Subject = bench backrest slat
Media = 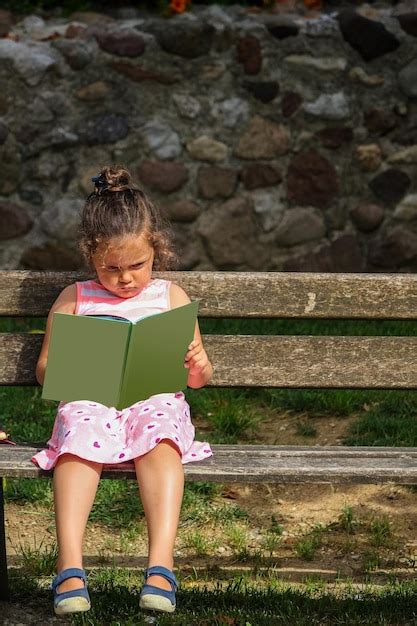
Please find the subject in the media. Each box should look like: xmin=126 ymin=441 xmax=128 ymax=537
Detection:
xmin=1 ymin=271 xmax=416 ymax=319
xmin=2 ymin=334 xmax=416 ymax=388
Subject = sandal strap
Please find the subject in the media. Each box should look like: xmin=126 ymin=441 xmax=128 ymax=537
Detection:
xmin=144 ymin=565 xmax=178 ymax=591
xmin=51 ymin=567 xmax=87 ymax=591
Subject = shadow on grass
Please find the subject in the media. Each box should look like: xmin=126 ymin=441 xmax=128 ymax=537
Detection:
xmin=6 ymin=566 xmax=417 ymax=626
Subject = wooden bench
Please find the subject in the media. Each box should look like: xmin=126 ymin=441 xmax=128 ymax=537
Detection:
xmin=1 ymin=269 xmax=416 ymax=601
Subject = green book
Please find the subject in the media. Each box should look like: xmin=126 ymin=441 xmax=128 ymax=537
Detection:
xmin=42 ymin=301 xmax=199 ymax=410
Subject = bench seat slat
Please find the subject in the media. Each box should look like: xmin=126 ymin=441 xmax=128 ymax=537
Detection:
xmin=2 ymin=334 xmax=417 ymax=388
xmin=1 ymin=271 xmax=416 ymax=319
xmin=1 ymin=446 xmax=416 ymax=484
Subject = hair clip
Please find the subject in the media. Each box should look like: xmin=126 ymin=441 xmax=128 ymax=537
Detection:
xmin=91 ymin=174 xmax=109 ymax=193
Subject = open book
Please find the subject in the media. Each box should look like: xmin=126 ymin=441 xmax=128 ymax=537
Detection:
xmin=42 ymin=301 xmax=199 ymax=410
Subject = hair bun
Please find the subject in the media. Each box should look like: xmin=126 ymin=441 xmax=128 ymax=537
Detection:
xmin=100 ymin=165 xmax=132 ymax=192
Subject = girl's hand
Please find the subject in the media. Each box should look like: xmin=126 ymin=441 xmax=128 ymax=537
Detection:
xmin=184 ymin=339 xmax=210 ymax=376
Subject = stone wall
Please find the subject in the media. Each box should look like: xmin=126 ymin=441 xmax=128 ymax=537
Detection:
xmin=1 ymin=3 xmax=417 ymax=272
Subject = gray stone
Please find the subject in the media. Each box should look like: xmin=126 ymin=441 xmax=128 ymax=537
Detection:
xmin=0 ymin=201 xmax=33 ymax=240
xmin=197 ymin=166 xmax=237 ymax=199
xmin=349 ymin=66 xmax=385 ymax=87
xmin=303 ymin=93 xmax=350 ymax=121
xmin=39 ymin=197 xmax=84 ymax=240
xmin=349 ymin=203 xmax=385 ymax=232
xmin=23 ymin=127 xmax=79 ymax=158
xmin=388 ymin=145 xmax=417 ymax=163
xmin=197 ymin=196 xmax=267 ymax=269
xmin=0 ymin=40 xmax=59 ymax=86
xmin=305 ymin=15 xmax=339 ymax=37
xmin=41 ymin=91 xmax=70 ymax=118
xmin=28 ymin=97 xmax=54 ymax=123
xmin=368 ymin=225 xmax=417 ymax=268
xmin=172 ymin=94 xmax=201 ymax=119
xmin=0 ymin=141 xmax=21 ymax=195
xmin=148 ymin=20 xmax=215 ymax=58
xmin=80 ymin=113 xmax=129 ymax=145
xmin=234 ymin=115 xmax=290 ymax=160
xmin=186 ymin=135 xmax=228 ymax=162
xmin=251 ymin=189 xmax=285 ymax=232
xmin=19 ymin=188 xmax=43 ymax=206
xmin=201 ymin=5 xmax=234 ymax=26
xmin=275 ymin=207 xmax=326 ymax=246
xmin=20 ymin=15 xmax=45 ymax=33
xmin=211 ymin=97 xmax=250 ymax=128
xmin=51 ymin=39 xmax=94 ymax=70
xmin=142 ymin=119 xmax=182 ymax=160
xmin=398 ymin=57 xmax=417 ymax=97
xmin=393 ymin=194 xmax=417 ymax=220
xmin=30 ymin=151 xmax=72 ymax=183
xmin=94 ymin=26 xmax=146 ymax=57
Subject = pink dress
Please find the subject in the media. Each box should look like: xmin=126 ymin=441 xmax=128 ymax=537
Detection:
xmin=31 ymin=278 xmax=213 ymax=470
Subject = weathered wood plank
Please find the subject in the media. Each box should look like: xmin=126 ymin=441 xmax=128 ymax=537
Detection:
xmin=1 ymin=333 xmax=417 ymax=388
xmin=1 ymin=271 xmax=416 ymax=319
xmin=0 ymin=478 xmax=9 ymax=601
xmin=1 ymin=446 xmax=416 ymax=484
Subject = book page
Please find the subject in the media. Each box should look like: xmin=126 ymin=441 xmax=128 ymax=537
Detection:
xmin=42 ymin=313 xmax=132 ymax=408
xmin=118 ymin=301 xmax=199 ymax=410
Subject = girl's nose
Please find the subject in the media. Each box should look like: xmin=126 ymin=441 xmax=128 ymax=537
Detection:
xmin=119 ymin=271 xmax=133 ymax=283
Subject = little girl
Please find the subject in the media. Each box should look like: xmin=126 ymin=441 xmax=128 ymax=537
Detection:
xmin=31 ymin=165 xmax=213 ymax=616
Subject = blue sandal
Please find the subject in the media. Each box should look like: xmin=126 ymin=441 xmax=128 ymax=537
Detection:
xmin=51 ymin=567 xmax=91 ymax=615
xmin=139 ymin=565 xmax=178 ymax=613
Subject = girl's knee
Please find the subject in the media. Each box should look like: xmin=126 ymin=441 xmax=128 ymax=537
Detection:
xmin=135 ymin=438 xmax=182 ymax=462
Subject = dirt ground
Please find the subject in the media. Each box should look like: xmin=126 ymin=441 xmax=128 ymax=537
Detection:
xmin=5 ymin=410 xmax=416 ymax=583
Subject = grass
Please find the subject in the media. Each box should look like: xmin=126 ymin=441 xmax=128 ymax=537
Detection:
xmin=12 ymin=535 xmax=58 ymax=576
xmin=369 ymin=516 xmax=393 ymax=548
xmin=294 ymin=524 xmax=327 ymax=561
xmin=7 ymin=568 xmax=417 ymax=625
xmin=337 ymin=505 xmax=359 ymax=535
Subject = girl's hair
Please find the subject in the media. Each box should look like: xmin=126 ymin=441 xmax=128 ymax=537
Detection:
xmin=78 ymin=165 xmax=178 ymax=271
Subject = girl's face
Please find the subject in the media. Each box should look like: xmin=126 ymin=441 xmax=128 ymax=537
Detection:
xmin=92 ymin=233 xmax=155 ymax=298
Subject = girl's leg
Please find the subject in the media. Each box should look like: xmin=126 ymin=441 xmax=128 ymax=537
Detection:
xmin=134 ymin=440 xmax=184 ymax=591
xmin=53 ymin=453 xmax=103 ymax=593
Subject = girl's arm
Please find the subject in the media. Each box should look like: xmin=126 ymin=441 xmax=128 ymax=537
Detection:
xmin=35 ymin=284 xmax=77 ymax=386
xmin=169 ymin=283 xmax=213 ymax=389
